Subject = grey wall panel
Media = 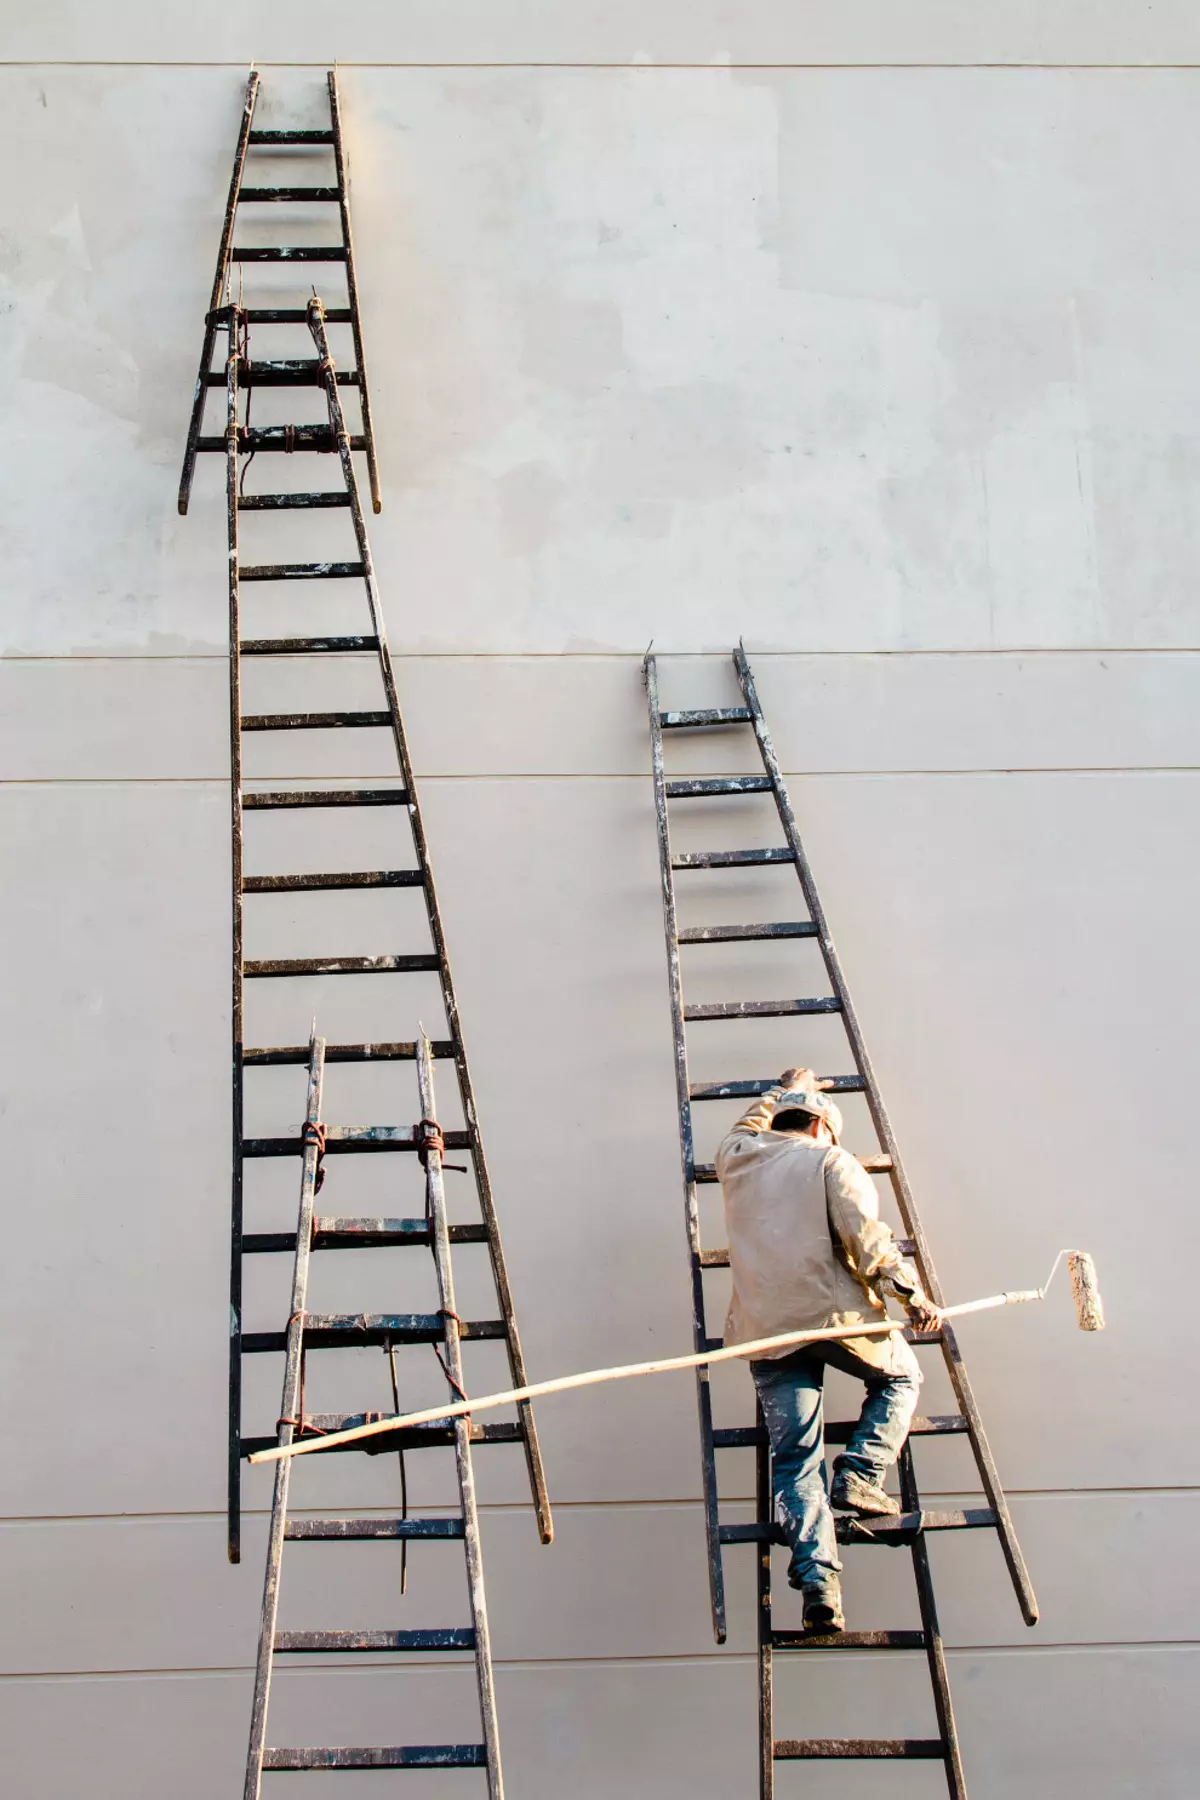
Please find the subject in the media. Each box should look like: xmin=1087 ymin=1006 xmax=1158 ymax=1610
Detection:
xmin=7 ymin=2 xmax=1200 ymax=69
xmin=7 ymin=67 xmax=1200 ymax=653
xmin=7 ymin=652 xmax=1200 ymax=781
xmin=1 ymin=1648 xmax=1194 ymax=1799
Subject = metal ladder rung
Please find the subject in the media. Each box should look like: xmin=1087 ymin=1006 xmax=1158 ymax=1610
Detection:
xmin=720 ymin=1508 xmax=996 ymax=1545
xmin=241 ymin=711 xmax=390 ymax=731
xmin=243 ymin=788 xmax=408 ymax=809
xmin=243 ymin=871 xmax=423 ymax=894
xmin=712 ymin=1416 xmax=967 ymax=1449
xmin=243 ymin=1219 xmax=489 ymax=1253
xmin=672 ymin=848 xmax=794 ymax=870
xmin=264 ymin=1747 xmax=486 ymax=1770
xmin=684 ymin=997 xmax=841 ymax=1021
xmin=239 ymin=186 xmax=342 ymax=202
xmin=231 ymin=245 xmax=348 ymax=262
xmin=678 ymin=922 xmax=817 ymax=943
xmin=660 ymin=707 xmax=753 ymax=728
xmin=237 ymin=493 xmax=351 ymax=511
xmin=240 ymin=635 xmax=377 ymax=653
xmin=197 ymin=428 xmax=364 ymax=452
xmin=274 ymin=1629 xmax=476 ymax=1654
xmin=775 ymin=1740 xmax=945 ymax=1761
xmin=205 ymin=365 xmax=358 ymax=387
xmin=240 ymin=1421 xmax=524 ymax=1458
xmin=243 ymin=1035 xmax=450 ymax=1063
xmin=665 ymin=776 xmax=773 ymax=797
xmin=243 ymin=306 xmax=352 ymax=322
xmin=285 ymin=1518 xmax=466 ymax=1541
xmin=238 ymin=561 xmax=365 ymax=581
xmin=771 ymin=1629 xmax=926 ymax=1651
xmin=243 ymin=1314 xmax=505 ymax=1352
xmin=243 ymin=954 xmax=439 ymax=978
xmin=242 ymin=1125 xmax=472 ymax=1157
xmin=248 ymin=128 xmax=334 ymax=144
xmin=689 ymin=1075 xmax=865 ymax=1101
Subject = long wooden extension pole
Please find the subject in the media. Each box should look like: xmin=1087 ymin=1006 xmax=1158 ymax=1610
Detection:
xmin=248 ymin=1281 xmax=1064 ymax=1467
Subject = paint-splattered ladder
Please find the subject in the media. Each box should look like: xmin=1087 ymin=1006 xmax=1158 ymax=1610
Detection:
xmin=644 ymin=645 xmax=1039 ymax=1800
xmin=242 ymin=1032 xmax=504 ymax=1795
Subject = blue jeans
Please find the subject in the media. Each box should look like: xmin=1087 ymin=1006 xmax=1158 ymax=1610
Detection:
xmin=750 ymin=1342 xmax=921 ymax=1589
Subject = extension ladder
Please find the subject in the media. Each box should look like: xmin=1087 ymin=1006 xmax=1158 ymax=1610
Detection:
xmin=243 ymin=1030 xmax=504 ymax=1791
xmin=644 ymin=646 xmax=1038 ymax=1798
xmin=178 ymin=68 xmax=381 ymax=517
xmin=177 ymin=79 xmax=553 ymax=1570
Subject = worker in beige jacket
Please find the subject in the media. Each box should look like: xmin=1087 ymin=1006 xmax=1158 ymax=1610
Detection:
xmin=716 ymin=1068 xmax=940 ymax=1634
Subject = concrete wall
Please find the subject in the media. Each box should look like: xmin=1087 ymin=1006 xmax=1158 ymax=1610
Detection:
xmin=2 ymin=11 xmax=1197 ymax=1796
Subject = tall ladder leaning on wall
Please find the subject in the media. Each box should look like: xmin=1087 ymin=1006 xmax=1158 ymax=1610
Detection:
xmin=644 ymin=647 xmax=1038 ymax=1800
xmin=179 ymin=71 xmax=551 ymax=1791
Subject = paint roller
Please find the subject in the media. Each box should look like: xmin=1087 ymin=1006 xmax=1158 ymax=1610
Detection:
xmin=248 ymin=1247 xmax=1104 ymax=1466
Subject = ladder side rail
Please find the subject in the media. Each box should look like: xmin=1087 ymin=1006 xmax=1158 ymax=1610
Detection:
xmin=416 ymin=1041 xmax=504 ymax=1800
xmin=898 ymin=1444 xmax=967 ymax=1800
xmin=328 ymin=71 xmax=382 ymax=515
xmin=180 ymin=71 xmax=260 ymax=514
xmin=642 ymin=653 xmax=728 ymax=1644
xmin=304 ymin=297 xmax=552 ymax=1546
xmin=226 ymin=315 xmax=247 ymax=1563
xmin=244 ymin=1035 xmax=327 ymax=1800
xmin=755 ymin=1401 xmax=775 ymax=1800
xmin=732 ymin=646 xmax=1038 ymax=1626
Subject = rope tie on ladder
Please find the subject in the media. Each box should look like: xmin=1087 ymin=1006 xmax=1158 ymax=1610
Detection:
xmin=276 ymin=1314 xmax=330 ymax=1440
xmin=283 ymin=422 xmax=296 ymax=454
xmin=301 ymin=1119 xmax=327 ymax=1193
xmin=416 ymin=1117 xmax=466 ymax=1174
xmin=433 ymin=1311 xmax=469 ymax=1403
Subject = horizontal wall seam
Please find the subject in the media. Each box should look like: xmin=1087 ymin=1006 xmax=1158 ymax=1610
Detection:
xmin=7 ymin=647 xmax=1200 ymax=662
xmin=3 ymin=1641 xmax=1198 ymax=1684
xmin=8 ymin=63 xmax=1200 ymax=73
xmin=4 ymin=769 xmax=1200 ymax=787
xmin=1 ymin=1487 xmax=1194 ymax=1527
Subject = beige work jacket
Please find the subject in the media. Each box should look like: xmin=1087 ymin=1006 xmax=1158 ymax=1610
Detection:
xmin=715 ymin=1089 xmax=923 ymax=1376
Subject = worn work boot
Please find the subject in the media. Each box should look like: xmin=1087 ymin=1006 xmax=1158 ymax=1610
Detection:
xmin=800 ymin=1581 xmax=845 ymax=1636
xmin=830 ymin=1457 xmax=900 ymax=1517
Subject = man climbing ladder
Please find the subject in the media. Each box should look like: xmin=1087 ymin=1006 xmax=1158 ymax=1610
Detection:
xmin=717 ymin=1066 xmax=941 ymax=1634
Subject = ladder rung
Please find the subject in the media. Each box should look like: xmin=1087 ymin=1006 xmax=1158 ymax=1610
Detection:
xmin=285 ymin=1517 xmax=466 ymax=1541
xmin=231 ymin=245 xmax=347 ymax=262
xmin=243 ymin=954 xmax=439 ymax=978
xmin=240 ymin=635 xmax=377 ymax=654
xmin=239 ymin=186 xmax=342 ymax=202
xmin=660 ymin=708 xmax=752 ymax=728
xmin=241 ymin=711 xmax=390 ymax=731
xmin=712 ymin=1416 xmax=967 ymax=1449
xmin=274 ymin=1629 xmax=475 ymax=1654
xmin=248 ymin=129 xmax=335 ymax=144
xmin=678 ymin=922 xmax=817 ymax=944
xmin=243 ymin=871 xmax=423 ymax=894
xmin=722 ymin=1507 xmax=993 ymax=1545
xmin=771 ymin=1629 xmax=925 ymax=1651
xmin=672 ymin=848 xmax=794 ymax=870
xmin=237 ymin=493 xmax=351 ymax=511
xmin=689 ymin=1076 xmax=865 ymax=1101
xmin=243 ymin=788 xmax=408 ymax=809
xmin=244 ymin=1313 xmax=504 ymax=1352
xmin=265 ymin=1747 xmax=486 ymax=1771
xmin=665 ymin=777 xmax=773 ymax=798
xmin=205 ymin=365 xmax=358 ymax=388
xmin=197 ymin=428 xmax=364 ymax=452
xmin=238 ymin=561 xmax=365 ymax=581
xmin=692 ymin=1159 xmax=893 ymax=1186
xmin=243 ymin=307 xmax=352 ymax=323
xmin=243 ymin=1125 xmax=472 ymax=1157
xmin=241 ymin=1420 xmax=523 ymax=1457
xmin=243 ymin=1036 xmax=450 ymax=1063
xmin=244 ymin=1218 xmax=489 ymax=1253
xmin=684 ymin=997 xmax=842 ymax=1022
xmin=774 ymin=1740 xmax=944 ymax=1761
